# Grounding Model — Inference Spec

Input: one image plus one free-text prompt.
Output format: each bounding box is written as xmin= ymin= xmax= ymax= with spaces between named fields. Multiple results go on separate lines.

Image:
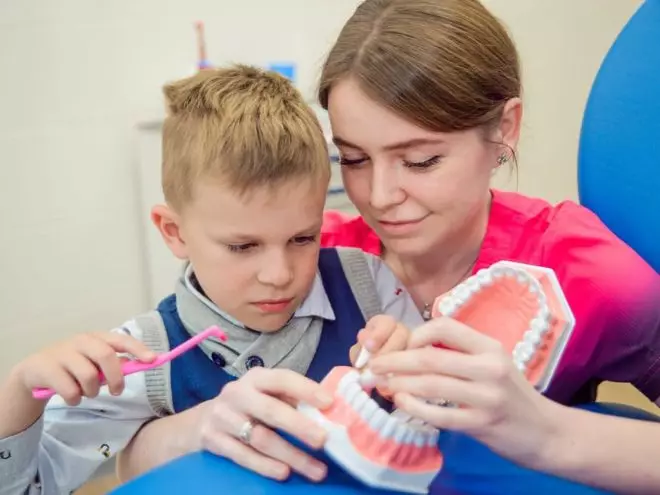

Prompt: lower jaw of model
xmin=298 ymin=366 xmax=442 ymax=494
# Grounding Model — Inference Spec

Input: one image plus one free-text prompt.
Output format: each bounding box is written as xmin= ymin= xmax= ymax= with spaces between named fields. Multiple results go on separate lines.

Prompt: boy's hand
xmin=349 ymin=315 xmax=411 ymax=366
xmin=13 ymin=331 xmax=156 ymax=406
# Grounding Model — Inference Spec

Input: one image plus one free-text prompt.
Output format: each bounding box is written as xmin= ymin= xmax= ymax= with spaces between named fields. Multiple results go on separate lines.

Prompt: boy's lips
xmin=252 ymin=298 xmax=294 ymax=313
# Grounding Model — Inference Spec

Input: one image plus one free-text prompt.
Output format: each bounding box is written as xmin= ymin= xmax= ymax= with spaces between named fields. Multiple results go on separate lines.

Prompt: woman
xmin=318 ymin=0 xmax=660 ymax=492
xmin=119 ymin=0 xmax=660 ymax=492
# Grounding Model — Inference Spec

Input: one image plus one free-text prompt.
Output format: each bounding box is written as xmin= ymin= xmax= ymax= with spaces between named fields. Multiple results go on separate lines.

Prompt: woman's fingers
xmin=407 ymin=317 xmax=502 ymax=354
xmin=369 ymin=346 xmax=508 ymax=382
xmin=359 ymin=315 xmax=398 ymax=353
xmin=392 ymin=392 xmax=489 ymax=432
xmin=385 ymin=373 xmax=505 ymax=410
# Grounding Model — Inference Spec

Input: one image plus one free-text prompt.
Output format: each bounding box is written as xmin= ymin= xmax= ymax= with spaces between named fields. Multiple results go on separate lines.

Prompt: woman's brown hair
xmin=319 ymin=0 xmax=521 ymax=134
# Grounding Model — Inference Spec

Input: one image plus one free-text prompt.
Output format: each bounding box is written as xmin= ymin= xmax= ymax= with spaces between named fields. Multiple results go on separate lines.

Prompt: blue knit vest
xmin=156 ymin=248 xmax=366 ymax=413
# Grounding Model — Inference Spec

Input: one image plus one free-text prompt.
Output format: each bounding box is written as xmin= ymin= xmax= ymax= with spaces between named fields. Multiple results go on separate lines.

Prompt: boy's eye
xmin=226 ymin=243 xmax=257 ymax=253
xmin=292 ymin=235 xmax=317 ymax=245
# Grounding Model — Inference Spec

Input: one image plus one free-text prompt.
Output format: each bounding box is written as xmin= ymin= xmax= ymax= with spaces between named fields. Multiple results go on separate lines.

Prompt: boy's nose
xmin=257 ymin=252 xmax=294 ymax=287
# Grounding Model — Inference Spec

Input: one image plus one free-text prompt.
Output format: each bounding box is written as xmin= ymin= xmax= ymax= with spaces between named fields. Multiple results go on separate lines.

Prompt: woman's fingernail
xmin=364 ymin=339 xmax=376 ymax=351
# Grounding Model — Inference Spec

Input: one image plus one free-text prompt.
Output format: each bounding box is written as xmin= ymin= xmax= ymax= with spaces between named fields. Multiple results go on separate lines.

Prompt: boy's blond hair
xmin=162 ymin=65 xmax=330 ymax=210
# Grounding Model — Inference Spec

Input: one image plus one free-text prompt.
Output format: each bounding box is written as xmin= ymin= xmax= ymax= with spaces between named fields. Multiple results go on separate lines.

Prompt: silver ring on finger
xmin=238 ymin=419 xmax=257 ymax=445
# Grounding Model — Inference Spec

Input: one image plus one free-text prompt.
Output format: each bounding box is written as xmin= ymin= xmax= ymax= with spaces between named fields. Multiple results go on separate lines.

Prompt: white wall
xmin=0 ymin=0 xmax=642 ymax=377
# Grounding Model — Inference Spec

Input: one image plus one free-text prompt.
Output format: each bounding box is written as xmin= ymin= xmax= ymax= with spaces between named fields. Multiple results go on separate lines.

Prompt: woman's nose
xmin=369 ymin=161 xmax=405 ymax=210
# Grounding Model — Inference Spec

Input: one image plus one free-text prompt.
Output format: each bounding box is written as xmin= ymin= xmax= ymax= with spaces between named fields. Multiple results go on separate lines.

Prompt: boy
xmin=0 ymin=66 xmax=422 ymax=494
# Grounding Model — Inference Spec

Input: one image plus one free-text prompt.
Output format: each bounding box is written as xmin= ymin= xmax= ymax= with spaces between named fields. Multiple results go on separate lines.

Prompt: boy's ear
xmin=151 ymin=204 xmax=188 ymax=260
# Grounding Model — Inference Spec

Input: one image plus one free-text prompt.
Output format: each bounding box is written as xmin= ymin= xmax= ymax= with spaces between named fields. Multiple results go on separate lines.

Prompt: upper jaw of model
xmin=432 ymin=260 xmax=575 ymax=392
xmin=298 ymin=261 xmax=575 ymax=493
xmin=298 ymin=366 xmax=442 ymax=494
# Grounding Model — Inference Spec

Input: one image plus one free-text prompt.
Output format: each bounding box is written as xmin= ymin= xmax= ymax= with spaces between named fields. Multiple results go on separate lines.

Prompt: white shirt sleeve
xmin=0 ymin=321 xmax=156 ymax=495
xmin=365 ymin=254 xmax=425 ymax=330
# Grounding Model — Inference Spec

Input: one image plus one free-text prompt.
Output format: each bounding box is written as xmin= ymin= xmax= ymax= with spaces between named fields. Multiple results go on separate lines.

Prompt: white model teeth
xmin=435 ymin=262 xmax=554 ymax=375
xmin=477 ymin=269 xmax=493 ymax=286
xmin=336 ymin=371 xmax=441 ymax=454
xmin=392 ymin=424 xmax=407 ymax=443
xmin=369 ymin=409 xmax=389 ymax=430
xmin=412 ymin=431 xmax=426 ymax=448
xmin=523 ymin=329 xmax=541 ymax=347
xmin=381 ymin=416 xmax=398 ymax=438
xmin=361 ymin=398 xmax=379 ymax=422
xmin=427 ymin=429 xmax=439 ymax=447
xmin=400 ymin=428 xmax=415 ymax=445
xmin=345 ymin=382 xmax=362 ymax=403
xmin=339 ymin=370 xmax=360 ymax=395
xmin=352 ymin=389 xmax=370 ymax=411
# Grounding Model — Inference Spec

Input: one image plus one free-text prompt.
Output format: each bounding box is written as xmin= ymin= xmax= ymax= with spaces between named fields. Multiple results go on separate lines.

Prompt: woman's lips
xmin=377 ymin=216 xmax=427 ymax=235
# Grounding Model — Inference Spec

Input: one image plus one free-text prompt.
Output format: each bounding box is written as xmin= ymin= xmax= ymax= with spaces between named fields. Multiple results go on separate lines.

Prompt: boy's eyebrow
xmin=220 ymin=222 xmax=322 ymax=242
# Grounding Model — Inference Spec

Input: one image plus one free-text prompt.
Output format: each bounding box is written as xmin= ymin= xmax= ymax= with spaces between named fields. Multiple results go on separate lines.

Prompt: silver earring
xmin=496 ymin=153 xmax=509 ymax=166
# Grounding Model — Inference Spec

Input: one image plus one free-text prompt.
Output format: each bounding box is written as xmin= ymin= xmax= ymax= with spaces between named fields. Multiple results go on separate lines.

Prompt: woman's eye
xmin=339 ymin=156 xmax=368 ymax=167
xmin=403 ymin=155 xmax=442 ymax=169
xmin=292 ymin=235 xmax=317 ymax=245
xmin=226 ymin=243 xmax=256 ymax=253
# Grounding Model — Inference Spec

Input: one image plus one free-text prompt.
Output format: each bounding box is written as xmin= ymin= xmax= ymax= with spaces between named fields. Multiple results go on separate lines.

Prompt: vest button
xmin=245 ymin=355 xmax=264 ymax=369
xmin=211 ymin=352 xmax=226 ymax=367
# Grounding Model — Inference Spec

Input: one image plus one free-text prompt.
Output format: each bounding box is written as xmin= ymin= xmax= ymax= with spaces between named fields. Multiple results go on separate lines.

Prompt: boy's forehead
xmin=191 ymin=179 xmax=325 ymax=233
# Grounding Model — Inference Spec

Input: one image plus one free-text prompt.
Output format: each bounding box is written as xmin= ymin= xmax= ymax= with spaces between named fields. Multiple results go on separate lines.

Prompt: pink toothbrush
xmin=32 ymin=326 xmax=227 ymax=400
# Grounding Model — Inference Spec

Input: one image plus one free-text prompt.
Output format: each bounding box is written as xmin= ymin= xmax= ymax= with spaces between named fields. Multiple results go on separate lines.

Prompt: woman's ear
xmin=498 ymin=97 xmax=523 ymax=153
xmin=151 ymin=204 xmax=188 ymax=260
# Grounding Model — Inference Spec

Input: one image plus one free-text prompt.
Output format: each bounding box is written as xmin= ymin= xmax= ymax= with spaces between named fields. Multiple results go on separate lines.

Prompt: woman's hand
xmin=368 ymin=317 xmax=563 ymax=467
xmin=349 ymin=314 xmax=410 ymax=365
xmin=195 ymin=367 xmax=333 ymax=482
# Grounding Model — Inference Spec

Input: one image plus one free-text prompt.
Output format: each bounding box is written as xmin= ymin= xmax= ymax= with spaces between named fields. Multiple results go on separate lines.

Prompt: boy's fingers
xmin=45 ymin=366 xmax=83 ymax=405
xmin=65 ymin=354 xmax=102 ymax=398
xmin=243 ymin=390 xmax=327 ymax=449
xmin=99 ymin=332 xmax=157 ymax=361
xmin=251 ymin=369 xmax=333 ymax=410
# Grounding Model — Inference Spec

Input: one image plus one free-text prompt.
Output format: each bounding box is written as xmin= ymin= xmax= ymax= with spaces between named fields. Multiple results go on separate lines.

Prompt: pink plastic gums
xmin=32 ymin=326 xmax=227 ymax=401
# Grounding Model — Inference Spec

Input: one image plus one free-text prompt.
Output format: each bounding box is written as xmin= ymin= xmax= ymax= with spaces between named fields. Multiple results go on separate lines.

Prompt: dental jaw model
xmin=298 ymin=261 xmax=575 ymax=493
xmin=298 ymin=366 xmax=442 ymax=494
xmin=431 ymin=260 xmax=575 ymax=392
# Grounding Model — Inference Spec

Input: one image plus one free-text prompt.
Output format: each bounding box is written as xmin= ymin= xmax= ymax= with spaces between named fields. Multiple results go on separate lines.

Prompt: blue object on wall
xmin=268 ymin=62 xmax=296 ymax=82
xmin=578 ymin=0 xmax=660 ymax=272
